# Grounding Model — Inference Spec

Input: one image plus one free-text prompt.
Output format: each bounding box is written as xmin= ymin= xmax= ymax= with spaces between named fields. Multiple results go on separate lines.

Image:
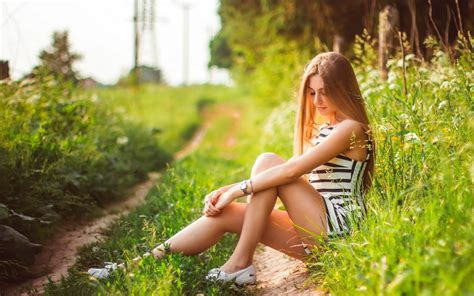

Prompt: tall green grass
xmin=309 ymin=34 xmax=474 ymax=295
xmin=45 ymin=96 xmax=263 ymax=295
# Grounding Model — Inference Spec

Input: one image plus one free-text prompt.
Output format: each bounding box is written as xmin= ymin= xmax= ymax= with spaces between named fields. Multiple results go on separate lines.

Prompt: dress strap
xmin=365 ymin=138 xmax=373 ymax=161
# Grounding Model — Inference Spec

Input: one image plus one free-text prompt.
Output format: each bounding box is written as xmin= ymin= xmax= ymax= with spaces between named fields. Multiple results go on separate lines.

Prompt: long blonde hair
xmin=293 ymin=52 xmax=375 ymax=192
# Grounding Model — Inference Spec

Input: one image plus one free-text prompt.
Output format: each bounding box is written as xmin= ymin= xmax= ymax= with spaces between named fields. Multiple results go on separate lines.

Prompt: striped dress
xmin=308 ymin=124 xmax=372 ymax=236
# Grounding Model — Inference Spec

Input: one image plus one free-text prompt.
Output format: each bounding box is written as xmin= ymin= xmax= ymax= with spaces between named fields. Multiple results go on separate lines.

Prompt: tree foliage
xmin=210 ymin=0 xmax=474 ymax=72
xmin=36 ymin=31 xmax=82 ymax=84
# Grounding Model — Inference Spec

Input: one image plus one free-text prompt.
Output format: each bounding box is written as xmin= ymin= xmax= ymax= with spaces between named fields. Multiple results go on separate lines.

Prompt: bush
xmin=0 ymin=76 xmax=172 ymax=242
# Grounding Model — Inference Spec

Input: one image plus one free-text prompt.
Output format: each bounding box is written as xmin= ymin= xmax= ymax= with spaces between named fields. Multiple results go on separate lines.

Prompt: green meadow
xmin=94 ymin=84 xmax=234 ymax=154
xmin=5 ymin=35 xmax=473 ymax=295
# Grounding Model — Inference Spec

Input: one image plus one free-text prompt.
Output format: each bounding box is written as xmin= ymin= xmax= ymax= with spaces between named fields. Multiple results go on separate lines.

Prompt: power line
xmin=140 ymin=0 xmax=159 ymax=68
xmin=133 ymin=0 xmax=166 ymax=83
xmin=173 ymin=0 xmax=194 ymax=86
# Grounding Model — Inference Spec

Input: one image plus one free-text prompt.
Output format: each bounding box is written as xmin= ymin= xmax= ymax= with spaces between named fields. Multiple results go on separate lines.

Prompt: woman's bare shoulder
xmin=336 ymin=119 xmax=367 ymax=139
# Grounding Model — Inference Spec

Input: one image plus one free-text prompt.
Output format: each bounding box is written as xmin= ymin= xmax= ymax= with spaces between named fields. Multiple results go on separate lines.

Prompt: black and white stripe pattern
xmin=308 ymin=124 xmax=371 ymax=236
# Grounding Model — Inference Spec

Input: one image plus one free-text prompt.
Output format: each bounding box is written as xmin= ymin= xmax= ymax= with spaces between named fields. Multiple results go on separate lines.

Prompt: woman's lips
xmin=317 ymin=107 xmax=327 ymax=111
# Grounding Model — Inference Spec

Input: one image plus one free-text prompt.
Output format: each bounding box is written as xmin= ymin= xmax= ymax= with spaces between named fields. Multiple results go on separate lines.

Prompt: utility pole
xmin=133 ymin=0 xmax=140 ymax=83
xmin=206 ymin=25 xmax=213 ymax=83
xmin=182 ymin=3 xmax=190 ymax=86
xmin=141 ymin=0 xmax=160 ymax=68
xmin=133 ymin=0 xmax=166 ymax=84
xmin=174 ymin=1 xmax=193 ymax=86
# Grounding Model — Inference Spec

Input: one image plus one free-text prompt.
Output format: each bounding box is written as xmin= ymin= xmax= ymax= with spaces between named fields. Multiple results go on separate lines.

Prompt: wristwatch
xmin=239 ymin=180 xmax=249 ymax=195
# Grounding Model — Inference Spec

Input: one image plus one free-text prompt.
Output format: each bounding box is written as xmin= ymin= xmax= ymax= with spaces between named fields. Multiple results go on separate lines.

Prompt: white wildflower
xmin=387 ymin=71 xmax=397 ymax=83
xmin=116 ymin=136 xmax=129 ymax=145
xmin=418 ymin=67 xmax=428 ymax=74
xmin=441 ymin=81 xmax=450 ymax=89
xmin=404 ymin=132 xmax=420 ymax=142
xmin=362 ymin=89 xmax=373 ymax=98
xmin=386 ymin=59 xmax=396 ymax=68
xmin=404 ymin=54 xmax=415 ymax=62
xmin=377 ymin=124 xmax=388 ymax=132
xmin=116 ymin=107 xmax=126 ymax=114
xmin=26 ymin=94 xmax=40 ymax=104
xmin=396 ymin=59 xmax=404 ymax=68
xmin=399 ymin=114 xmax=409 ymax=120
xmin=90 ymin=94 xmax=99 ymax=103
xmin=438 ymin=100 xmax=447 ymax=109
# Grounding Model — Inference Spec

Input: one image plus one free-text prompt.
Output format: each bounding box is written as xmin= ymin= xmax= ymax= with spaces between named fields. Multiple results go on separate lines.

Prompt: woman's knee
xmin=252 ymin=152 xmax=285 ymax=176
xmin=211 ymin=202 xmax=245 ymax=233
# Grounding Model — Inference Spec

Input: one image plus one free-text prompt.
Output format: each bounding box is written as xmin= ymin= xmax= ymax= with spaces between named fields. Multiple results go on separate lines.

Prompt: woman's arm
xmin=202 ymin=182 xmax=239 ymax=216
xmin=215 ymin=120 xmax=364 ymax=209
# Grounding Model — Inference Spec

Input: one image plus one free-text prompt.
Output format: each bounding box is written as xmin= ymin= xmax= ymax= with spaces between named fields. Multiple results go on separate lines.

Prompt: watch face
xmin=240 ymin=181 xmax=247 ymax=192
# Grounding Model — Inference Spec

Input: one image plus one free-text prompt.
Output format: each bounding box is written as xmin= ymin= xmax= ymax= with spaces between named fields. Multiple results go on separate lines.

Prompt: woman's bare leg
xmin=219 ymin=153 xmax=281 ymax=272
xmin=140 ymin=152 xmax=290 ymax=263
xmin=220 ymin=152 xmax=327 ymax=273
xmin=130 ymin=202 xmax=300 ymax=263
xmin=131 ymin=153 xmax=327 ymax=271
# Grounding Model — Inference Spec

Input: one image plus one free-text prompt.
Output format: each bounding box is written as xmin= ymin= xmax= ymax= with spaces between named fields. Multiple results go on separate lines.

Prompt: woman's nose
xmin=313 ymin=93 xmax=323 ymax=105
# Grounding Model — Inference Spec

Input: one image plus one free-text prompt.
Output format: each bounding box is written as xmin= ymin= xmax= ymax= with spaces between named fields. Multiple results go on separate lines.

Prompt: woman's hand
xmin=202 ymin=187 xmax=227 ymax=217
xmin=202 ymin=184 xmax=244 ymax=216
xmin=214 ymin=185 xmax=241 ymax=210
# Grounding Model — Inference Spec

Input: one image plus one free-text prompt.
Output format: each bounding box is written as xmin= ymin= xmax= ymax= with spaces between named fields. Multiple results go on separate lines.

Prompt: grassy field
xmin=310 ymin=37 xmax=474 ymax=294
xmin=95 ymin=84 xmax=236 ymax=154
xmin=45 ymin=90 xmax=267 ymax=295
xmin=47 ymin=38 xmax=472 ymax=295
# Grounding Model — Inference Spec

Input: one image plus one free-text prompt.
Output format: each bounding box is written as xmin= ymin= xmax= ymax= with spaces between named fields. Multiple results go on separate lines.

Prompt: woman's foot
xmin=88 ymin=262 xmax=125 ymax=279
xmin=151 ymin=244 xmax=167 ymax=259
xmin=219 ymin=257 xmax=253 ymax=273
xmin=206 ymin=264 xmax=256 ymax=285
xmin=88 ymin=245 xmax=166 ymax=279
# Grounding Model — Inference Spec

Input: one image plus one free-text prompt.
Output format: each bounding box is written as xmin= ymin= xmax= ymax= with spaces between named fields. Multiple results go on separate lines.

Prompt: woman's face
xmin=308 ymin=75 xmax=339 ymax=118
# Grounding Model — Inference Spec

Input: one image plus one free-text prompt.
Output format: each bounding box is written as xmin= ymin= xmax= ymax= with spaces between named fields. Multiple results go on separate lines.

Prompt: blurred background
xmin=0 ymin=0 xmax=231 ymax=85
xmin=2 ymin=0 xmax=472 ymax=88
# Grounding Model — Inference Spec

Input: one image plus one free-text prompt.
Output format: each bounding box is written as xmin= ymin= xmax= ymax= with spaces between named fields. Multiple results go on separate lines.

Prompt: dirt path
xmin=253 ymin=246 xmax=326 ymax=295
xmin=2 ymin=105 xmax=227 ymax=295
xmin=224 ymin=110 xmax=241 ymax=148
xmin=1 ymin=173 xmax=161 ymax=295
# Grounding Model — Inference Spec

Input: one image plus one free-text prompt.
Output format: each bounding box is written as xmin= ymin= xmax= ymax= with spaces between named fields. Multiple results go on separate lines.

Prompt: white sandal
xmin=205 ymin=264 xmax=256 ymax=285
xmin=87 ymin=262 xmax=120 ymax=279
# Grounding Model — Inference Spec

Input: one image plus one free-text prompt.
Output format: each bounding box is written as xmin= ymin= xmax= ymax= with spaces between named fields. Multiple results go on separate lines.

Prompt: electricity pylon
xmin=133 ymin=0 xmax=161 ymax=83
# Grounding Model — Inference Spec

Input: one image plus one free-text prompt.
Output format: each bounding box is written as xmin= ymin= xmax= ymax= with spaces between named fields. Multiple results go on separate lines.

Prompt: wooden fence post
xmin=0 ymin=60 xmax=10 ymax=80
xmin=333 ymin=35 xmax=345 ymax=53
xmin=378 ymin=5 xmax=399 ymax=80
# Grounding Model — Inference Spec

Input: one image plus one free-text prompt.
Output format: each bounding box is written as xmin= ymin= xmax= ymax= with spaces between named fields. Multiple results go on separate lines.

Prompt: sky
xmin=0 ymin=0 xmax=230 ymax=85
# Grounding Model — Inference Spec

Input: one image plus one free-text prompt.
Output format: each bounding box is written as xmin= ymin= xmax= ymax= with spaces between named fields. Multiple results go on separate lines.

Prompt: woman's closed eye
xmin=309 ymin=91 xmax=326 ymax=97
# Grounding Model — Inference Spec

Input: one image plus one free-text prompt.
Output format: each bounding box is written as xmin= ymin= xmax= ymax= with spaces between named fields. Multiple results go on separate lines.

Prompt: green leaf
xmin=0 ymin=203 xmax=9 ymax=220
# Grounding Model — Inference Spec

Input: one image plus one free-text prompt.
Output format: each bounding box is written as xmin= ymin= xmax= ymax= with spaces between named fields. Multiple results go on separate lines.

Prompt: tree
xmin=209 ymin=31 xmax=232 ymax=69
xmin=210 ymin=0 xmax=473 ymax=71
xmin=37 ymin=31 xmax=82 ymax=83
